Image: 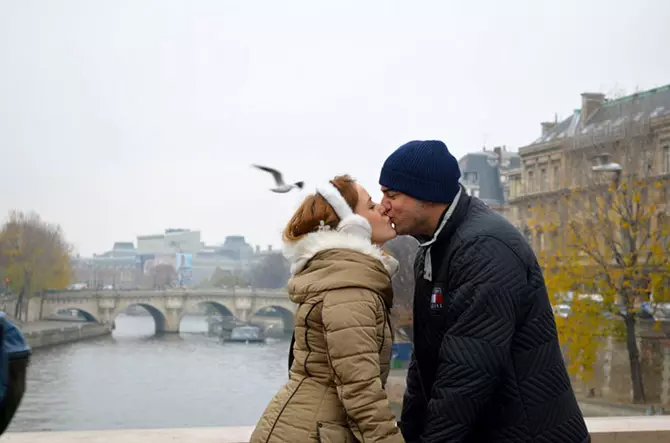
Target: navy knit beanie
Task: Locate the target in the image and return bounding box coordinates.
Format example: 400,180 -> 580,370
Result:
379,140 -> 461,204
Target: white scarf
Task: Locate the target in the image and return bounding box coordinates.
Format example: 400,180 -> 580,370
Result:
418,187 -> 462,281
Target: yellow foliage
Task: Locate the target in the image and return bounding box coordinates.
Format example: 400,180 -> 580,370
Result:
554,297 -> 613,382
0,211 -> 73,320
531,176 -> 670,381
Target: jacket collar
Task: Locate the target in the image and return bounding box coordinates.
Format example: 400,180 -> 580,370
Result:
414,184 -> 471,281
283,230 -> 399,277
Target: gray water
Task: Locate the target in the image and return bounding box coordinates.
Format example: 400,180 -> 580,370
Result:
9,315 -> 291,432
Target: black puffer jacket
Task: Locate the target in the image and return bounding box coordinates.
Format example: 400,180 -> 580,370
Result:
400,190 -> 590,443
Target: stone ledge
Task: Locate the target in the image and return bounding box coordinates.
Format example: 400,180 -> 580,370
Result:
0,427 -> 250,443
2,417 -> 670,443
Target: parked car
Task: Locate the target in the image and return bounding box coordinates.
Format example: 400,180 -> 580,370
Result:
552,304 -> 570,318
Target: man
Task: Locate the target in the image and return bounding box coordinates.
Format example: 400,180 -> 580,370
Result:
379,140 -> 590,443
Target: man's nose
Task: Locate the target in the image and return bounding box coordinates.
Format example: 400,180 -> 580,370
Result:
380,198 -> 391,213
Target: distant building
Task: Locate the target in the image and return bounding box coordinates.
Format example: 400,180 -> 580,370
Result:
216,235 -> 255,261
190,236 -> 252,284
74,230 -> 278,289
136,229 -> 202,255
72,242 -> 139,290
458,146 -> 520,217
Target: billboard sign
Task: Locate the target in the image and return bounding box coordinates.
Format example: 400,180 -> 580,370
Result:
175,253 -> 193,286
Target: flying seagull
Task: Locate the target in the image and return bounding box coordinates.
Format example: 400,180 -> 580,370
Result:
252,164 -> 304,193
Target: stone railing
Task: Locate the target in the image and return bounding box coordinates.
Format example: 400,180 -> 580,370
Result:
2,417 -> 670,443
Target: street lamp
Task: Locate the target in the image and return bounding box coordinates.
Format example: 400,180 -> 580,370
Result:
592,162 -> 622,173
592,162 -> 623,188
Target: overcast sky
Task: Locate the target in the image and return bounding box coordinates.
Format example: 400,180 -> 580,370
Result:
1,0 -> 669,256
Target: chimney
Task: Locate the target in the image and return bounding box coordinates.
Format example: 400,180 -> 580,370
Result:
255,245 -> 260,254
267,245 -> 273,253
580,92 -> 606,122
541,121 -> 556,137
493,146 -> 502,167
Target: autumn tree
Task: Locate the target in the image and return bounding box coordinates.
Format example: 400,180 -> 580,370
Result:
531,116 -> 670,403
385,236 -> 419,336
0,211 -> 72,321
150,263 -> 177,289
211,271 -> 249,289
250,253 -> 290,289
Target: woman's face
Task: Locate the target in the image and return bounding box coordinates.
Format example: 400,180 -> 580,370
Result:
354,184 -> 397,245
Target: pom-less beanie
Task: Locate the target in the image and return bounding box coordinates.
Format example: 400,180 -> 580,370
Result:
379,140 -> 461,204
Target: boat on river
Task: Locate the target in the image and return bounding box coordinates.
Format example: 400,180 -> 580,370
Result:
207,318 -> 266,343
226,324 -> 265,343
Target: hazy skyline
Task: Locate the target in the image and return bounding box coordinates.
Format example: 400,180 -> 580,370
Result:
2,0 -> 669,255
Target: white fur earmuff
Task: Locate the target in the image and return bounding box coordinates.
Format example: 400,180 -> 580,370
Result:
315,182 -> 372,241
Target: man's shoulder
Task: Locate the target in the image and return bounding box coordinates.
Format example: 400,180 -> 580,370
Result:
452,200 -> 524,252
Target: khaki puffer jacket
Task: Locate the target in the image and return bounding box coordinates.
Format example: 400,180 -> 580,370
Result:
251,230 -> 404,443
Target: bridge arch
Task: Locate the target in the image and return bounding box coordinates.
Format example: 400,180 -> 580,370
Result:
251,305 -> 294,335
179,301 -> 237,334
197,301 -> 235,318
115,303 -> 167,334
53,307 -> 98,322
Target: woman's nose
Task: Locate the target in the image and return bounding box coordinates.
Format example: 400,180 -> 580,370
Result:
380,199 -> 391,213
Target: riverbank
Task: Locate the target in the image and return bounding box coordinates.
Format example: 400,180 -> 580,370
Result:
16,320 -> 111,349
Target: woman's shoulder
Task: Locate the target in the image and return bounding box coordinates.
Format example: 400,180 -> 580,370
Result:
319,286 -> 391,318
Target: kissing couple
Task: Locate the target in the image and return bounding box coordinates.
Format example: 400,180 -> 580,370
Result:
250,140 -> 590,443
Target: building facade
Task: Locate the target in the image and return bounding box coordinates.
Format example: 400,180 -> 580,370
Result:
508,85 -> 670,253
72,242 -> 139,290
459,146 -> 520,217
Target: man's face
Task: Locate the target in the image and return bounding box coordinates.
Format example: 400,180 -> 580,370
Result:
380,187 -> 429,236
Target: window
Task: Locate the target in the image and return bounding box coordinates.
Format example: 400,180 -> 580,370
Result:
464,172 -> 478,183
527,171 -> 534,193
516,177 -> 522,197
553,165 -> 560,189
643,150 -> 654,175
540,168 -> 547,192
664,146 -> 670,173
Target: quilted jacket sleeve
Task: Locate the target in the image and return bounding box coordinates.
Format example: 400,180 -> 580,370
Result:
322,288 -> 404,443
399,352 -> 427,442
421,237 -> 524,442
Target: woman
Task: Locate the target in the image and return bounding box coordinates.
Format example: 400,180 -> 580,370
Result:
251,175 -> 404,443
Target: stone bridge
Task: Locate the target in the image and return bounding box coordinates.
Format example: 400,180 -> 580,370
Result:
2,289 -> 295,333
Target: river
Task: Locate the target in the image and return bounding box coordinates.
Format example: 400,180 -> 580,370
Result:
9,314 -> 291,432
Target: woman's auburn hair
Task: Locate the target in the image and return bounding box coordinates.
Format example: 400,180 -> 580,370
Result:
283,175 -> 358,242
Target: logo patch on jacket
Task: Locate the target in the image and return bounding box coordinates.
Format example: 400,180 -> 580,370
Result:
430,286 -> 443,311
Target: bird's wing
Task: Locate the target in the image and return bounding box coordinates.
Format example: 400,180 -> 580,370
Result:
252,164 -> 285,185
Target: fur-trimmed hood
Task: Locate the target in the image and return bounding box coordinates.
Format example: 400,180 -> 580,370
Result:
283,230 -> 399,306
284,230 -> 399,276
